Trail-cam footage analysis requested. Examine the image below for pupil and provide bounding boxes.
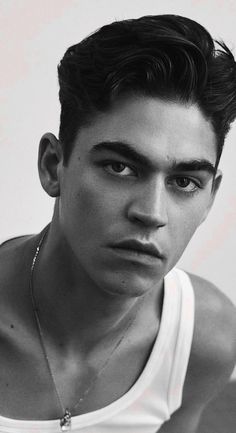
[178,178,189,187]
[112,162,125,172]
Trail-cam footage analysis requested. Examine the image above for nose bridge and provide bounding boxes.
[127,176,168,227]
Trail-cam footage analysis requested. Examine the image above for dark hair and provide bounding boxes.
[58,14,236,166]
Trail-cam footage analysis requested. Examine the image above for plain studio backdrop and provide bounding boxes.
[1,0,236,382]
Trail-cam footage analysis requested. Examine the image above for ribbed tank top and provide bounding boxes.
[0,267,195,433]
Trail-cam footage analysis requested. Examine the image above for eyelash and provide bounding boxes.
[101,161,137,177]
[169,177,202,195]
[100,160,202,194]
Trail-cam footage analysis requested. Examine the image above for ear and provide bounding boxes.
[38,133,63,197]
[200,169,223,224]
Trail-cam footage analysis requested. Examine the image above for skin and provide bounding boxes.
[39,94,221,299]
[35,94,222,353]
[0,95,235,429]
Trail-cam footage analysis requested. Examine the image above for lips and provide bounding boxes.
[109,239,164,260]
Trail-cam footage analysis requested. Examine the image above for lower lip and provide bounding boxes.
[109,247,162,266]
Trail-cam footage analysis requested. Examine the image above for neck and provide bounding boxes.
[31,223,161,353]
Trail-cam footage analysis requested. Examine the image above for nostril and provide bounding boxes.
[127,209,167,228]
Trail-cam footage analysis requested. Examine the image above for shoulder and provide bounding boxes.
[0,233,43,356]
[0,234,37,305]
[189,272,236,365]
[0,234,35,264]
[183,271,236,407]
[156,274,236,432]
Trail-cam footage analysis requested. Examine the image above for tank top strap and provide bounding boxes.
[166,268,195,415]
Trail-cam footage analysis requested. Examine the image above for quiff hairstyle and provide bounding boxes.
[58,14,236,166]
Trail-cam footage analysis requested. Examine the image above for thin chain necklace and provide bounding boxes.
[30,227,142,432]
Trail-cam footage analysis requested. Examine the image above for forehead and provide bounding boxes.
[73,95,217,166]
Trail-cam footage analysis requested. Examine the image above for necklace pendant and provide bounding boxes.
[60,409,71,431]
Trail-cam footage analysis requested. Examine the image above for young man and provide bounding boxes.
[0,14,236,433]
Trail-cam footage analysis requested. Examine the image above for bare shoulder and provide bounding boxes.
[0,234,35,272]
[188,272,236,364]
[183,272,236,406]
[158,273,236,432]
[0,234,37,310]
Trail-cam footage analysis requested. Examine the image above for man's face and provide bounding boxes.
[58,96,220,297]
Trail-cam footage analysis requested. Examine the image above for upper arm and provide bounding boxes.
[158,274,236,433]
[185,274,236,403]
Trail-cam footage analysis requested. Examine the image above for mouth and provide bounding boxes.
[108,239,165,262]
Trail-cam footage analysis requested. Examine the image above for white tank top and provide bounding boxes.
[0,262,194,433]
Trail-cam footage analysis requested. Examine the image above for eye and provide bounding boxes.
[172,176,200,193]
[104,161,136,177]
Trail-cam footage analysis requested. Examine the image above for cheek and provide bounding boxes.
[170,198,210,248]
[61,176,125,237]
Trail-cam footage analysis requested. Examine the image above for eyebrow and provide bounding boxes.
[172,160,217,176]
[90,141,217,176]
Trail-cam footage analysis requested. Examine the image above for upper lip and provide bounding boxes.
[109,239,164,259]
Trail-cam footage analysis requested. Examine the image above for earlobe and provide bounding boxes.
[38,133,63,197]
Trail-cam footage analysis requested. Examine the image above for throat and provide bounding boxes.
[33,265,147,352]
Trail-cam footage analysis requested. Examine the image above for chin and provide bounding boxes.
[97,271,161,299]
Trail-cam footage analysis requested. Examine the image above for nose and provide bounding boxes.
[127,178,168,229]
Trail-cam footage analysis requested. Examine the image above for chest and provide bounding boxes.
[0,322,158,421]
